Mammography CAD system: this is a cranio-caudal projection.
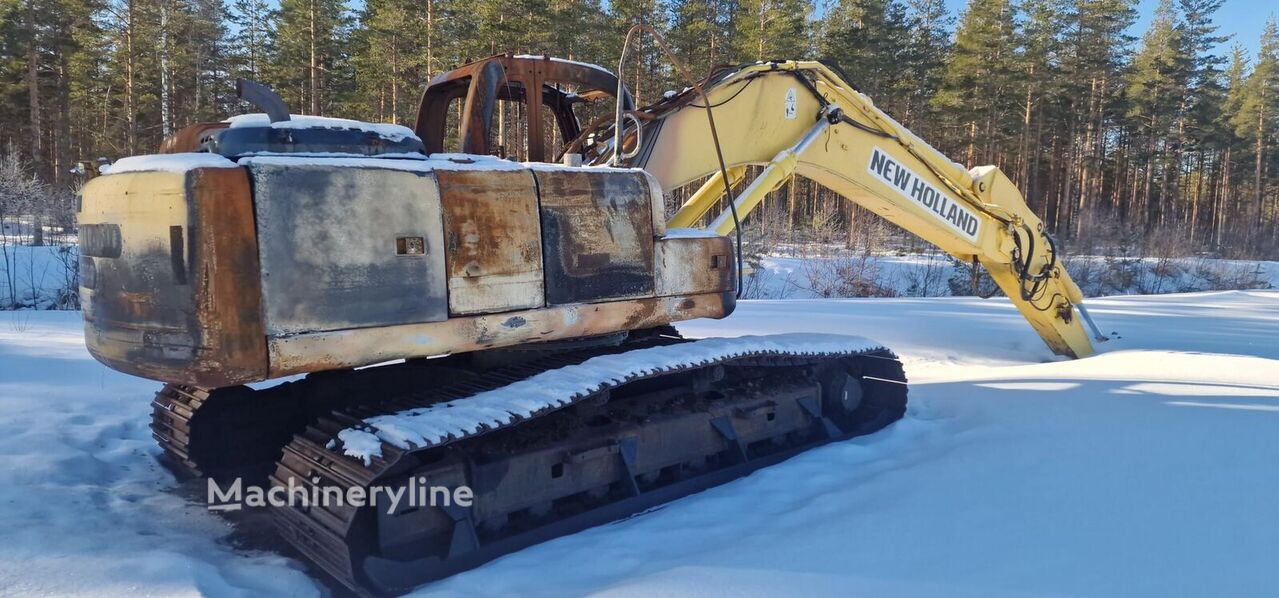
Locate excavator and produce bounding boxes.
[77,52,1105,594]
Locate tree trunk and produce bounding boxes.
[160,1,171,138]
[25,0,44,245]
[125,0,138,154]
[309,0,319,115]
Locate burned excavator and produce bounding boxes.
[77,49,1104,594]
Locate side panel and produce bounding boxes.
[78,167,268,386]
[250,165,448,335]
[535,170,656,305]
[654,235,735,297]
[436,169,544,315]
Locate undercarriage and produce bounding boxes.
[152,329,907,595]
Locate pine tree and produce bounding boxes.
[609,0,668,105]
[1013,0,1061,195]
[228,0,273,82]
[1059,0,1136,233]
[1125,0,1188,229]
[1214,44,1249,246]
[900,0,951,126]
[1230,18,1279,246]
[819,0,913,109]
[271,0,352,115]
[933,0,1020,166]
[667,0,729,78]
[734,0,811,62]
[352,0,417,122]
[1173,0,1228,240]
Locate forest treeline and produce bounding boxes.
[1,0,1278,257]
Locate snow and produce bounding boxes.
[522,161,642,174]
[0,312,320,595]
[742,251,1277,300]
[336,427,384,466]
[512,54,613,77]
[663,228,723,239]
[101,152,237,174]
[0,244,79,310]
[237,151,428,159]
[338,334,887,463]
[1,290,1278,596]
[225,113,420,142]
[239,154,648,175]
[241,155,437,173]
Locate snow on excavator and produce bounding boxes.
[76,46,1102,594]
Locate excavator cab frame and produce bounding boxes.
[415,54,634,162]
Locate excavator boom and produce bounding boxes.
[590,61,1099,358]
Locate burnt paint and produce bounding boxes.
[536,170,655,305]
[82,168,269,386]
[436,169,544,315]
[250,164,448,336]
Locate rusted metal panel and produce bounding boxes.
[249,164,448,336]
[436,169,545,315]
[79,168,268,387]
[187,168,270,383]
[268,291,733,377]
[158,122,229,153]
[654,235,735,297]
[535,169,656,305]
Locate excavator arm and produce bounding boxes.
[589,60,1102,358]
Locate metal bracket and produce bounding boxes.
[618,437,641,497]
[710,416,749,463]
[441,502,479,558]
[798,396,843,438]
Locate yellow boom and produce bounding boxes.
[611,60,1102,358]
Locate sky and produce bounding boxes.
[942,0,1274,56]
[325,0,1272,57]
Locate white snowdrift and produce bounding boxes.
[0,290,1276,596]
[102,152,238,174]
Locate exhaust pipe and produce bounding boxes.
[236,79,292,123]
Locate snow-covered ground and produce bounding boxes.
[745,252,1278,300]
[0,243,79,310]
[1,290,1277,596]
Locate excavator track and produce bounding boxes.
[151,384,299,480]
[150,358,473,482]
[266,333,908,595]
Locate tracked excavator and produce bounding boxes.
[77,53,1104,594]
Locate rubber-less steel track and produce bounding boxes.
[150,358,473,482]
[264,334,908,595]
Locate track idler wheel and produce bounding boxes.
[818,356,907,435]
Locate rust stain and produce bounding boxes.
[415,54,630,161]
[655,235,735,297]
[80,168,268,387]
[437,169,545,315]
[158,122,229,153]
[188,167,269,385]
[268,293,731,377]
